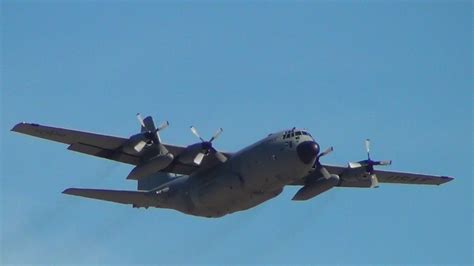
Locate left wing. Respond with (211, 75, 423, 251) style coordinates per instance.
(292, 164, 453, 187)
(11, 122, 230, 175)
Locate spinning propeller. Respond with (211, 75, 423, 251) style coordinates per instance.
(134, 113, 170, 155)
(189, 126, 227, 165)
(313, 145, 335, 179)
(348, 139, 392, 188)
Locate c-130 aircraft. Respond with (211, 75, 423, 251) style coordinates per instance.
(12, 114, 453, 218)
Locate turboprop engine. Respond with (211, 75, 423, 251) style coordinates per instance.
(347, 139, 392, 188)
(127, 153, 174, 180)
(177, 126, 227, 165)
(293, 146, 340, 201)
(123, 113, 174, 180)
(292, 175, 340, 201)
(122, 113, 170, 155)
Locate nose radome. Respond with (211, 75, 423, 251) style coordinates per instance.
(297, 141, 319, 164)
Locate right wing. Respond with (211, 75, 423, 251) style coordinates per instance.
(11, 122, 231, 175)
(11, 122, 140, 164)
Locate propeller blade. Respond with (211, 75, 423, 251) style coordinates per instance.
(376, 160, 392, 166)
(158, 144, 169, 156)
(136, 113, 146, 128)
(190, 126, 205, 142)
(157, 121, 169, 131)
(214, 150, 227, 163)
(319, 146, 334, 158)
(209, 128, 223, 142)
(153, 121, 169, 144)
(134, 140, 147, 152)
(348, 162, 362, 168)
(365, 138, 371, 159)
(193, 152, 205, 165)
(370, 174, 379, 188)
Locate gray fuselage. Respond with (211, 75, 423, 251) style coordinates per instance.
(152, 129, 317, 217)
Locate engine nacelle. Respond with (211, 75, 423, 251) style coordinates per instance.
(292, 174, 340, 201)
(127, 153, 174, 180)
(177, 143, 204, 165)
(122, 134, 149, 154)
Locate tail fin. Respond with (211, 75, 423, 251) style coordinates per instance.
(141, 116, 156, 133)
(137, 172, 178, 191)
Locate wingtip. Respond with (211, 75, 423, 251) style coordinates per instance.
(11, 122, 39, 132)
(438, 176, 454, 185)
(62, 188, 76, 195)
(10, 122, 24, 132)
(443, 176, 454, 182)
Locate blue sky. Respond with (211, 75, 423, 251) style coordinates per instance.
(1, 1, 472, 264)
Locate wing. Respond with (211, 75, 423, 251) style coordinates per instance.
(11, 122, 231, 175)
(292, 164, 454, 187)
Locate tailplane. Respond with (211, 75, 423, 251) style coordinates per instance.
(63, 188, 155, 207)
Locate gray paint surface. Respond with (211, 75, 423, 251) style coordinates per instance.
(11, 122, 453, 218)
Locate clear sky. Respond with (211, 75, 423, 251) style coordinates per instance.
(1, 1, 472, 264)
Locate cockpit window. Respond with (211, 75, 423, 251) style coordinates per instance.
(284, 131, 311, 138)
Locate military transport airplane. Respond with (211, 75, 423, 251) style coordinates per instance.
(11, 114, 453, 218)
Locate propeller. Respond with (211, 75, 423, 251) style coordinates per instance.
(313, 146, 334, 179)
(189, 126, 227, 165)
(318, 146, 334, 159)
(348, 139, 392, 188)
(134, 113, 170, 154)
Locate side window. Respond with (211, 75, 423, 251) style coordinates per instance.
(296, 132, 302, 136)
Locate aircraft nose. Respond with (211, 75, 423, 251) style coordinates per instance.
(296, 141, 319, 164)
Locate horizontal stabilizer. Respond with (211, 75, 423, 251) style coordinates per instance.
(63, 188, 156, 207)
